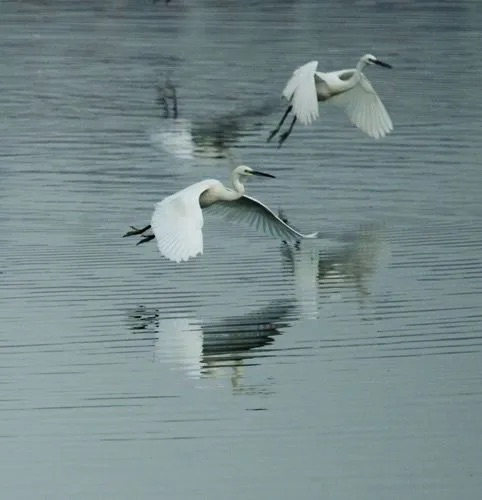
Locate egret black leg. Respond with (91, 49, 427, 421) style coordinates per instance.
(137, 234, 155, 245)
(123, 224, 152, 238)
(267, 105, 292, 142)
(278, 116, 297, 147)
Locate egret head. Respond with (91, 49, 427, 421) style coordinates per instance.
(363, 53, 392, 69)
(234, 165, 276, 179)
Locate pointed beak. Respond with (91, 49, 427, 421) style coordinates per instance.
(251, 170, 276, 178)
(374, 59, 392, 69)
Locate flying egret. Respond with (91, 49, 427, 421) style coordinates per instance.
(123, 165, 318, 263)
(268, 53, 393, 147)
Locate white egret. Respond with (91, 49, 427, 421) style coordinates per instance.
(268, 53, 393, 146)
(123, 165, 318, 262)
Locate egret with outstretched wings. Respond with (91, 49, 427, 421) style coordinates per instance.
(123, 165, 318, 262)
(268, 53, 393, 146)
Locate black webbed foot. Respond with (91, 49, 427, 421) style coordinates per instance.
(267, 129, 279, 143)
(136, 234, 155, 245)
(277, 131, 290, 148)
(123, 225, 151, 237)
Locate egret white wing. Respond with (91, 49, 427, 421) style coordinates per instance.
(151, 180, 217, 262)
(205, 195, 318, 241)
(282, 60, 319, 125)
(330, 74, 392, 138)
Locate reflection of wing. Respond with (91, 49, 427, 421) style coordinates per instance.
(205, 195, 318, 241)
(156, 317, 203, 378)
(281, 226, 383, 306)
(330, 74, 392, 138)
(324, 228, 383, 295)
(151, 100, 281, 160)
(202, 299, 294, 356)
(280, 245, 320, 320)
(150, 119, 195, 160)
(151, 179, 220, 262)
(282, 60, 319, 125)
(148, 300, 295, 380)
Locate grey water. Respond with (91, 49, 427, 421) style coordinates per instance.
(1, 0, 482, 498)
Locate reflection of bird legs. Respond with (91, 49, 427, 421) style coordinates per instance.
(157, 80, 178, 118)
(171, 86, 178, 118)
(158, 96, 169, 117)
(123, 225, 155, 245)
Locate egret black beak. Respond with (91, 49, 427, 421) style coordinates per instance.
(251, 170, 276, 178)
(374, 59, 392, 69)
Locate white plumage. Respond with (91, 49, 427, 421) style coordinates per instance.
(268, 53, 393, 146)
(151, 180, 214, 262)
(283, 60, 320, 126)
(124, 165, 318, 263)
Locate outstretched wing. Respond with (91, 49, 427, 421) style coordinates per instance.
(330, 73, 393, 138)
(282, 60, 319, 125)
(151, 180, 218, 262)
(205, 195, 318, 241)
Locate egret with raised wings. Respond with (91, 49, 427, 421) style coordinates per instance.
(268, 53, 393, 147)
(123, 165, 318, 262)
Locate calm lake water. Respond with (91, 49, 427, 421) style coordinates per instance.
(1, 0, 482, 498)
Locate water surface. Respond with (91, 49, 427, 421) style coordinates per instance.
(1, 1, 482, 498)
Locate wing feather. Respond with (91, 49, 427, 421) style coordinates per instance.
(205, 195, 318, 241)
(330, 73, 393, 138)
(151, 180, 218, 262)
(282, 60, 319, 126)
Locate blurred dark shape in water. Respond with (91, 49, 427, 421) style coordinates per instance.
(156, 77, 178, 118)
(126, 299, 295, 379)
(152, 78, 281, 159)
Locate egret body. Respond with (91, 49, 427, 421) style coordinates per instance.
(268, 53, 393, 146)
(124, 165, 318, 262)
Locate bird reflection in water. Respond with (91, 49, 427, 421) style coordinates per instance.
(126, 226, 383, 384)
(317, 230, 381, 298)
(280, 224, 383, 318)
(156, 77, 178, 118)
(152, 78, 280, 159)
(126, 300, 295, 385)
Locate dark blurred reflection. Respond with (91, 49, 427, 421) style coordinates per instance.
(126, 299, 295, 381)
(152, 79, 279, 159)
(126, 304, 160, 336)
(125, 227, 382, 383)
(156, 78, 178, 119)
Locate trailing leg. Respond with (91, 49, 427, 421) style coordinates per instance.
(278, 116, 297, 147)
(267, 105, 292, 142)
(137, 234, 155, 245)
(123, 224, 152, 238)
